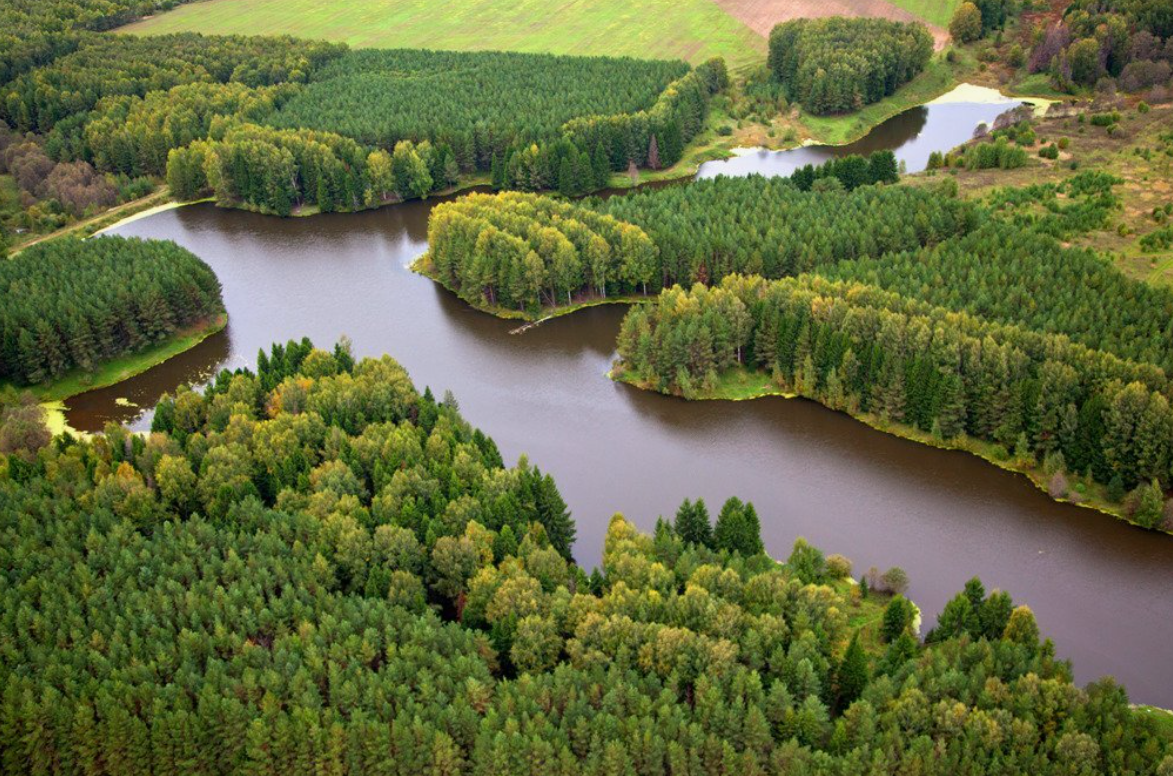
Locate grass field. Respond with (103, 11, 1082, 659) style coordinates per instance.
(886, 0, 962, 27)
(120, 0, 767, 68)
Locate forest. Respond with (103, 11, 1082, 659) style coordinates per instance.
(0, 235, 224, 386)
(268, 49, 688, 170)
(0, 33, 345, 135)
(0, 0, 202, 86)
(615, 274, 1172, 523)
(1, 31, 722, 242)
(1, 342, 1169, 774)
(766, 18, 934, 115)
(1027, 0, 1173, 91)
(423, 161, 970, 315)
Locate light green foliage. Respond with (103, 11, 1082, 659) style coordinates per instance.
(120, 0, 767, 68)
(0, 341, 1169, 771)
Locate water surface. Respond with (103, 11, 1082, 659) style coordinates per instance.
(70, 97, 1173, 706)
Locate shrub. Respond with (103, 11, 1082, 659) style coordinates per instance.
(950, 2, 984, 43)
(826, 553, 853, 579)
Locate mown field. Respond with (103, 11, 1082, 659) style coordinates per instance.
(886, 0, 963, 27)
(120, 0, 768, 68)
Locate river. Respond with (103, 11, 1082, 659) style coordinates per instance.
(70, 89, 1173, 705)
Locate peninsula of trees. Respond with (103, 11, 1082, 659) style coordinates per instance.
(424, 159, 1173, 528)
(615, 274, 1172, 528)
(1, 342, 1169, 774)
(421, 156, 959, 317)
(0, 235, 224, 388)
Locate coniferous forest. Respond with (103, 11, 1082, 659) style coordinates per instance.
(767, 18, 934, 115)
(0, 236, 224, 386)
(2, 344, 1169, 774)
(4, 0, 1173, 771)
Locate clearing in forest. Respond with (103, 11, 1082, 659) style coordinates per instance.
(712, 0, 955, 48)
(119, 0, 767, 68)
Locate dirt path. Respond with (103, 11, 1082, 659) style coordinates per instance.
(713, 0, 950, 50)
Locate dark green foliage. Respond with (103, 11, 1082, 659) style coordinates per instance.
(562, 58, 727, 171)
(826, 222, 1173, 373)
(0, 343, 1170, 773)
(767, 18, 933, 115)
(712, 496, 763, 556)
(0, 235, 223, 385)
(592, 174, 973, 288)
(1, 32, 345, 134)
(0, 1, 206, 87)
(618, 273, 1173, 495)
(674, 497, 712, 547)
(269, 48, 687, 169)
(881, 595, 915, 642)
(833, 635, 869, 712)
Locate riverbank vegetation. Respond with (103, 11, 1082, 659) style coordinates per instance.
(767, 18, 935, 115)
(0, 235, 224, 389)
(1, 341, 1170, 773)
(422, 160, 970, 317)
(615, 274, 1173, 529)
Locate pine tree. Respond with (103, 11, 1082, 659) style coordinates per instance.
(558, 156, 575, 197)
(881, 596, 913, 643)
(647, 134, 661, 170)
(674, 498, 713, 547)
(834, 635, 869, 712)
(535, 471, 575, 560)
(592, 142, 611, 189)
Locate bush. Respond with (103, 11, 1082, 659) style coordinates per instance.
(1039, 143, 1059, 159)
(950, 2, 984, 43)
(826, 553, 853, 579)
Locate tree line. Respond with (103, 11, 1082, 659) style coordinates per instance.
(0, 0, 202, 87)
(0, 342, 1168, 774)
(767, 18, 933, 115)
(616, 274, 1173, 521)
(0, 235, 224, 385)
(1, 33, 345, 135)
(589, 168, 970, 288)
(425, 166, 973, 316)
(167, 124, 460, 214)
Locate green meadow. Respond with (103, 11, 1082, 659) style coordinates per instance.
(121, 0, 768, 68)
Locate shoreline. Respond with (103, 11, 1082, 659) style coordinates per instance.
(608, 365, 1170, 537)
(29, 313, 228, 437)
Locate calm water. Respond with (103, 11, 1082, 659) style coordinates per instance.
(698, 97, 1018, 178)
(71, 98, 1173, 705)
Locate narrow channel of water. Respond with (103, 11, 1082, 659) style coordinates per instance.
(66, 93, 1173, 706)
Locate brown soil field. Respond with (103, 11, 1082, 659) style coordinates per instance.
(713, 0, 950, 49)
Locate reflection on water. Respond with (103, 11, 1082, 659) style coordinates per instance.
(67, 98, 1173, 706)
(698, 99, 1018, 178)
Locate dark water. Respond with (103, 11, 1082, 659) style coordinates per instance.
(71, 99, 1173, 706)
(698, 97, 1019, 178)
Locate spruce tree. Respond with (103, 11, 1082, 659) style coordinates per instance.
(834, 635, 869, 712)
(592, 142, 611, 189)
(674, 498, 713, 547)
